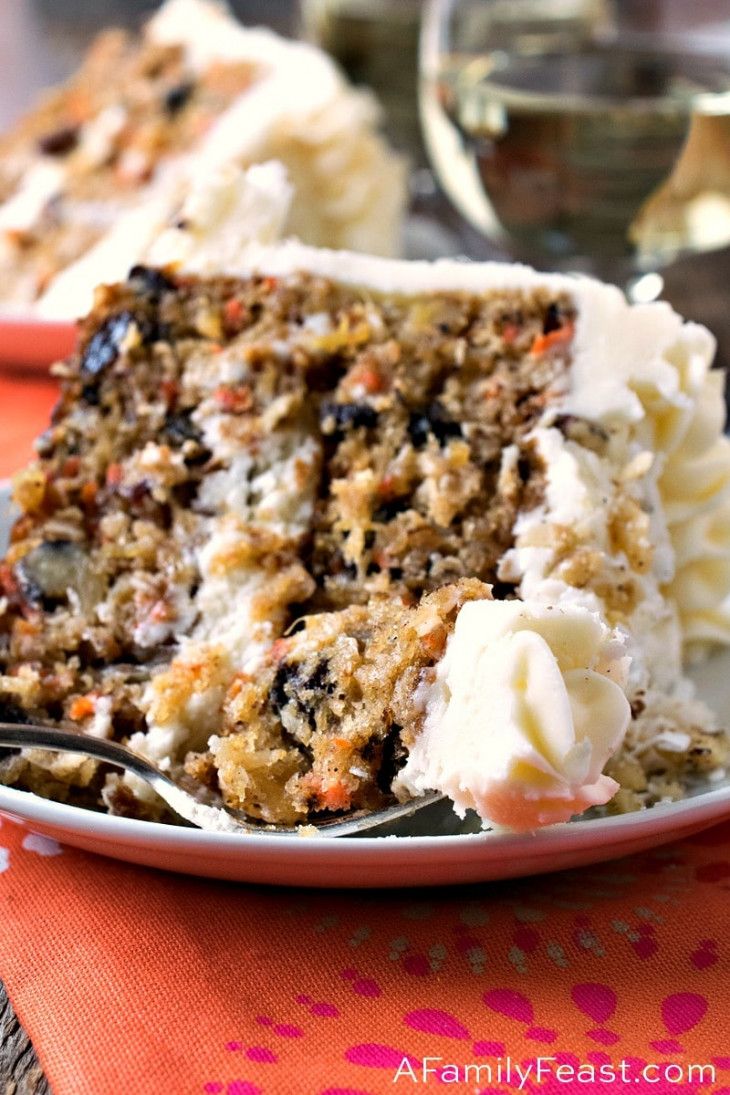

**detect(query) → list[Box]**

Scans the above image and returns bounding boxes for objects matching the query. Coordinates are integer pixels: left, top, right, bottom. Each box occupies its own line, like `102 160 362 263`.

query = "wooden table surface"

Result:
0 987 50 1095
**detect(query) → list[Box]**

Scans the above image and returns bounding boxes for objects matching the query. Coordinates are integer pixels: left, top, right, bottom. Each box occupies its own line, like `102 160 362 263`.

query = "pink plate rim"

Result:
0 313 77 372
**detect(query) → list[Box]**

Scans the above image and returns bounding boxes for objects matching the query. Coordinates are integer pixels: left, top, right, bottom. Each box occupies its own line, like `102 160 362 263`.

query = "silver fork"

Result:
0 722 449 838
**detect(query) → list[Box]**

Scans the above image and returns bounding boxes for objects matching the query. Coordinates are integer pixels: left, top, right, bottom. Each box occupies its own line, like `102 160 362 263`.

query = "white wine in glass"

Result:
420 0 730 291
301 0 424 161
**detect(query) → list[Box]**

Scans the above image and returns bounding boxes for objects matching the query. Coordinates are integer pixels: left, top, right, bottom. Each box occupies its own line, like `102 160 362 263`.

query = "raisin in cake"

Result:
1 244 729 831
0 0 404 317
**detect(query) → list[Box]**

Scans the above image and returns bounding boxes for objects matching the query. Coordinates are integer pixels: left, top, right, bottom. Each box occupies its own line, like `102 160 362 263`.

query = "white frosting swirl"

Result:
514 288 730 665
397 601 630 831
666 446 730 653
656 365 730 655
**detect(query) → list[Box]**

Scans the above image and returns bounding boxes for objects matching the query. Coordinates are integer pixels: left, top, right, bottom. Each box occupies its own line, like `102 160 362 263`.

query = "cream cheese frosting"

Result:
396 600 631 831
124 327 320 788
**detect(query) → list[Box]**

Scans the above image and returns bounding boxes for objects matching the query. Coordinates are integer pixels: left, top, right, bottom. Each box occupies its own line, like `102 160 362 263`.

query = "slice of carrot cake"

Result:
0 0 405 317
1 242 729 830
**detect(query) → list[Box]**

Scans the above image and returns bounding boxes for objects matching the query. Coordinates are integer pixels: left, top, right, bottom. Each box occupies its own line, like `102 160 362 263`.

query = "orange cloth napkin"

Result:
0 375 729 1095
0 816 729 1095
0 372 58 479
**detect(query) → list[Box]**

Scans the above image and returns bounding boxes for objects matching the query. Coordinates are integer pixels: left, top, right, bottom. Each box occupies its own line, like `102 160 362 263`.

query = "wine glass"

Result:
419 0 730 300
301 0 425 163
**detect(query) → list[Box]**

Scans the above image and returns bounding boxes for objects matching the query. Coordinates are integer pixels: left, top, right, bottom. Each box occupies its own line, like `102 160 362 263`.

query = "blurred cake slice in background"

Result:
0 0 406 318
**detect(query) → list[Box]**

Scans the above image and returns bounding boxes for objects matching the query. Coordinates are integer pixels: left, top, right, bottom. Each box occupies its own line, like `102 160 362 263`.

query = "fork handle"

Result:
0 721 231 831
0 722 173 784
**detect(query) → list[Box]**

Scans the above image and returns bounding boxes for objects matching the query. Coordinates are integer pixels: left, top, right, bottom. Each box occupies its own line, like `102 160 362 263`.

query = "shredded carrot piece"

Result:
483 378 504 401
160 379 178 409
225 673 254 702
363 369 384 393
223 297 246 332
318 783 352 812
61 456 81 477
69 696 95 721
377 475 397 498
214 385 253 413
105 463 123 487
421 625 447 660
349 363 385 394
269 638 292 664
0 563 19 598
530 322 575 355
15 618 40 638
81 482 98 507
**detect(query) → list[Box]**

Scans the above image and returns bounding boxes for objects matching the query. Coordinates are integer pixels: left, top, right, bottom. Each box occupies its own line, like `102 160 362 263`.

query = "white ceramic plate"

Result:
1 488 729 887
1 762 729 887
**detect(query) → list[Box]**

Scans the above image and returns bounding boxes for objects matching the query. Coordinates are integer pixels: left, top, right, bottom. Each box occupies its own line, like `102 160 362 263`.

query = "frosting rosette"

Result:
504 287 730 665
658 367 730 655
397 600 631 831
